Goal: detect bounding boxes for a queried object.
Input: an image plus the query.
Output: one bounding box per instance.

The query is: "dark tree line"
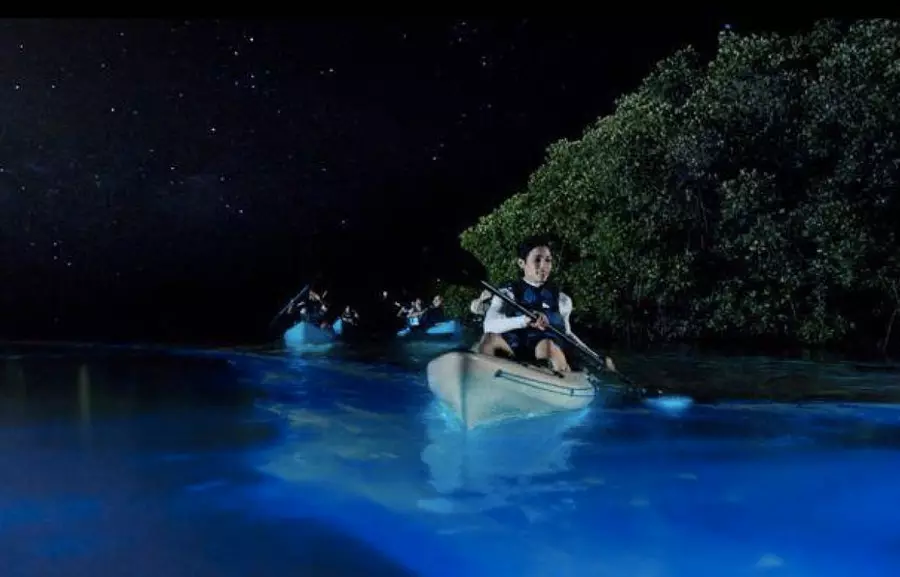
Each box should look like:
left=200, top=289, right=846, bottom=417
left=449, top=20, right=900, bottom=354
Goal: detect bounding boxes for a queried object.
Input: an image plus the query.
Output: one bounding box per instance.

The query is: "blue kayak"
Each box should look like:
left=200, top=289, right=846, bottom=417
left=397, top=319, right=463, bottom=339
left=283, top=320, right=341, bottom=347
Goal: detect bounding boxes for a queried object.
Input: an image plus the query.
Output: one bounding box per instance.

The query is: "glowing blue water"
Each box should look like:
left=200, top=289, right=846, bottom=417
left=2, top=345, right=900, bottom=576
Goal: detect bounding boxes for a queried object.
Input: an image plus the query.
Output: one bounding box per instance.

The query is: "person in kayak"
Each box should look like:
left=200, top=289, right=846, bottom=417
left=340, top=305, right=360, bottom=326
left=477, top=236, right=586, bottom=372
left=398, top=297, right=427, bottom=330
left=420, top=294, right=447, bottom=328
left=289, top=287, right=330, bottom=329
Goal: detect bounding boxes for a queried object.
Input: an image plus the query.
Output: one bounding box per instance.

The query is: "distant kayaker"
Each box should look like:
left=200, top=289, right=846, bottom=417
left=421, top=295, right=447, bottom=327
left=289, top=288, right=330, bottom=329
left=340, top=305, right=360, bottom=326
left=399, top=298, right=427, bottom=328
left=477, top=236, right=587, bottom=372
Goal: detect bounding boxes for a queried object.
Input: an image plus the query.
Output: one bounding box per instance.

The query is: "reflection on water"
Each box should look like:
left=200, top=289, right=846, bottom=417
left=420, top=402, right=590, bottom=508
left=0, top=348, right=430, bottom=577
left=243, top=349, right=900, bottom=577
left=2, top=342, right=900, bottom=577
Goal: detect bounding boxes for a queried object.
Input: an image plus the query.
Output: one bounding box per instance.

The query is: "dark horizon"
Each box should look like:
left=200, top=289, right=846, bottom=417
left=1, top=16, right=827, bottom=346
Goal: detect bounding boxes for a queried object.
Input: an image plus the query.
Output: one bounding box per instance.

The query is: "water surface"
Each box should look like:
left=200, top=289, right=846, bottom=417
left=2, top=342, right=899, bottom=576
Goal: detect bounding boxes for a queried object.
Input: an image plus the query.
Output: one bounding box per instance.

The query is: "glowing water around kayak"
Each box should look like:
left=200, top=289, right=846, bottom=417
left=2, top=343, right=898, bottom=576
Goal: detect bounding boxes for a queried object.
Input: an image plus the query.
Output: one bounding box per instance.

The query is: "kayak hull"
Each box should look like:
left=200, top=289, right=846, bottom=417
left=424, top=320, right=463, bottom=336
left=426, top=350, right=596, bottom=429
left=283, top=321, right=336, bottom=347
left=397, top=319, right=463, bottom=339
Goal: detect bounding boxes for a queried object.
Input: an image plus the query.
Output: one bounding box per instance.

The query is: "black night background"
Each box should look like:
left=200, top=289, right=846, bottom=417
left=0, top=16, right=836, bottom=345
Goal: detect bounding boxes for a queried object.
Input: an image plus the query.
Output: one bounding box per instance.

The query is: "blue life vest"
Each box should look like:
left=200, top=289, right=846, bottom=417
left=499, top=279, right=566, bottom=341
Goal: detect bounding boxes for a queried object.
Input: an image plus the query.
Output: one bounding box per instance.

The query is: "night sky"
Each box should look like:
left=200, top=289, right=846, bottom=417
left=0, top=17, right=821, bottom=345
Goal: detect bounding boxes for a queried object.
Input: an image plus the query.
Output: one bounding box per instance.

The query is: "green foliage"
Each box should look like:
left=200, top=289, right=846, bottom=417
left=459, top=19, right=900, bottom=350
left=434, top=281, right=481, bottom=321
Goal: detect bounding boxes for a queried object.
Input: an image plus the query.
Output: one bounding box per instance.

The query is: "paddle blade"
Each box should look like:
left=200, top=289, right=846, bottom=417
left=644, top=395, right=694, bottom=414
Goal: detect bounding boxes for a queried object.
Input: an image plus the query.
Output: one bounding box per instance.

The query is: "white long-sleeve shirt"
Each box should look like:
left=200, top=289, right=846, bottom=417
left=483, top=280, right=574, bottom=335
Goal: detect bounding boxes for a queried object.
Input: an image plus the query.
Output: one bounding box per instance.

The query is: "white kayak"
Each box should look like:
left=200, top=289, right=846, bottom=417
left=283, top=321, right=337, bottom=347
left=426, top=349, right=597, bottom=429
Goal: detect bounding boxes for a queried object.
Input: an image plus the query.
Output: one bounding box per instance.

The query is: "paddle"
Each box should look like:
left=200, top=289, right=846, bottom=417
left=479, top=280, right=693, bottom=411
left=268, top=284, right=310, bottom=329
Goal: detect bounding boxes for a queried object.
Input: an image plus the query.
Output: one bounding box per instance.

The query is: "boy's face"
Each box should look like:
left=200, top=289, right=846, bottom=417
left=518, top=246, right=553, bottom=284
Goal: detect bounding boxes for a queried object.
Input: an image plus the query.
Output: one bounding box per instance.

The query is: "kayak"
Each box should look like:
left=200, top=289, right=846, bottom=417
left=426, top=349, right=596, bottom=429
left=423, top=319, right=463, bottom=336
left=397, top=319, right=463, bottom=339
left=283, top=321, right=338, bottom=347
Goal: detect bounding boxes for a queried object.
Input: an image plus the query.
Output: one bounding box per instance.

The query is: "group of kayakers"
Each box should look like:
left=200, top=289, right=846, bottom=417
left=394, top=295, right=447, bottom=331
left=280, top=235, right=580, bottom=372
left=284, top=285, right=450, bottom=335
left=285, top=288, right=360, bottom=330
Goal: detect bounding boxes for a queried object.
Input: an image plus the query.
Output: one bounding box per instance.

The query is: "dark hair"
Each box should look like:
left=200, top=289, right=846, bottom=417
left=517, top=235, right=553, bottom=261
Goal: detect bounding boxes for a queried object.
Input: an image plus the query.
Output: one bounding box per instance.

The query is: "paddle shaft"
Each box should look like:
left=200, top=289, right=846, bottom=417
left=479, top=280, right=636, bottom=387
left=268, top=285, right=310, bottom=328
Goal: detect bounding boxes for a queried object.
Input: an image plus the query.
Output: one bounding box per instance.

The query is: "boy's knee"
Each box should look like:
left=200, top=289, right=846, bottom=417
left=479, top=332, right=499, bottom=344
left=478, top=332, right=504, bottom=353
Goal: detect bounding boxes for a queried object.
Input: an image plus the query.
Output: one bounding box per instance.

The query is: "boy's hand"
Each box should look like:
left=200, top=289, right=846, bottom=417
left=528, top=312, right=550, bottom=330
